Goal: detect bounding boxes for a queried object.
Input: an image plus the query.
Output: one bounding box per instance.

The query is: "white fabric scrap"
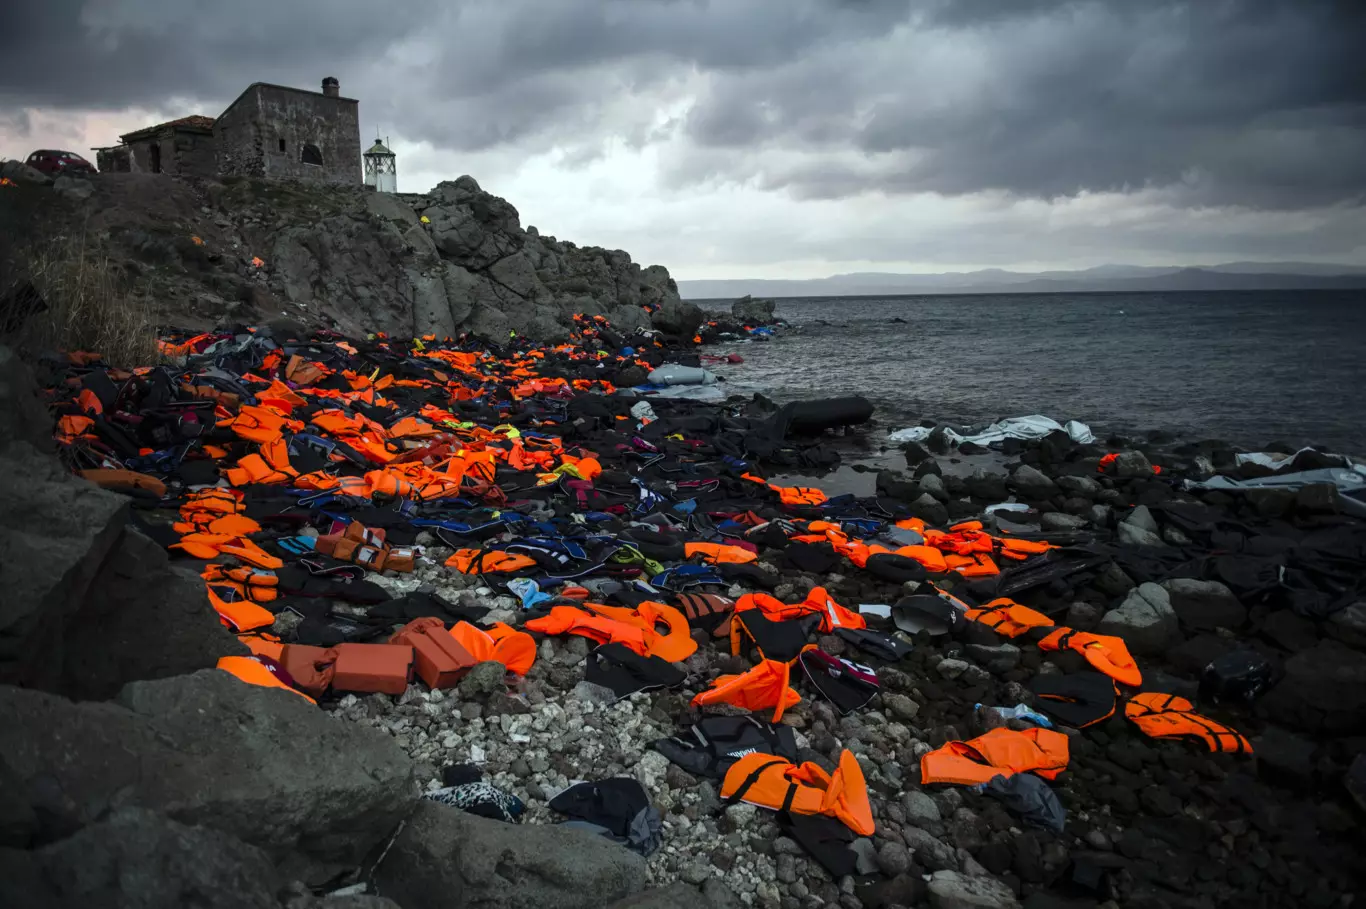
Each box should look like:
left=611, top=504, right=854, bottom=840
left=889, top=414, right=1095, bottom=447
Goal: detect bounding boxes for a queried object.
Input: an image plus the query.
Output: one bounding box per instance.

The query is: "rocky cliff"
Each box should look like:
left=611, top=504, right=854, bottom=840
left=3, top=167, right=690, bottom=342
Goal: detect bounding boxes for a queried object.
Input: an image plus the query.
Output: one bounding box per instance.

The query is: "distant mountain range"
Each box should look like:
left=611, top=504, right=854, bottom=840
left=679, top=262, right=1366, bottom=300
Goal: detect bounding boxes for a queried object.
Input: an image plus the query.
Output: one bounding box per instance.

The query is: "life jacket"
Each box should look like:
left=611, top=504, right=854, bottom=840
left=217, top=655, right=316, bottom=703
left=525, top=602, right=695, bottom=662
left=685, top=542, right=758, bottom=565
left=449, top=621, right=537, bottom=676
left=692, top=659, right=801, bottom=723
left=893, top=545, right=950, bottom=574
left=1124, top=692, right=1252, bottom=755
left=173, top=534, right=283, bottom=570
left=445, top=549, right=539, bottom=574
left=920, top=727, right=1070, bottom=786
left=1038, top=627, right=1143, bottom=688
left=943, top=552, right=1000, bottom=578
left=773, top=485, right=827, bottom=508
left=1029, top=672, right=1117, bottom=728
left=78, top=468, right=166, bottom=498
left=202, top=564, right=279, bottom=602
left=721, top=749, right=875, bottom=836
left=675, top=592, right=736, bottom=638
left=206, top=583, right=276, bottom=632
left=964, top=598, right=1055, bottom=638
left=735, top=587, right=865, bottom=634
left=581, top=601, right=696, bottom=662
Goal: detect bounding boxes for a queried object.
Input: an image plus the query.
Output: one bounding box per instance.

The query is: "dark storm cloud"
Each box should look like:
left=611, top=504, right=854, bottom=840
left=3, top=0, right=1363, bottom=211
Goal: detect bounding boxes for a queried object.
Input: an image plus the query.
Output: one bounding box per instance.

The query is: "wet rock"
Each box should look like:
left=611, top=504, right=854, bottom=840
left=0, top=670, right=415, bottom=873
left=1116, top=522, right=1165, bottom=548
left=1123, top=505, right=1159, bottom=534
left=1065, top=602, right=1102, bottom=632
left=876, top=840, right=914, bottom=876
left=1040, top=512, right=1087, bottom=532
left=376, top=801, right=645, bottom=909
left=1056, top=476, right=1101, bottom=498
left=928, top=427, right=954, bottom=455
left=731, top=295, right=776, bottom=323
left=903, top=441, right=934, bottom=465
left=1097, top=583, right=1180, bottom=655
left=1261, top=641, right=1366, bottom=732
left=651, top=299, right=704, bottom=338
left=1326, top=602, right=1366, bottom=650
left=911, top=494, right=950, bottom=526
left=1009, top=466, right=1057, bottom=500
left=966, top=643, right=1022, bottom=675
left=1160, top=578, right=1247, bottom=631
left=1113, top=450, right=1153, bottom=479
left=966, top=470, right=1009, bottom=501
left=1091, top=562, right=1135, bottom=598
left=927, top=870, right=1021, bottom=909
left=921, top=473, right=951, bottom=503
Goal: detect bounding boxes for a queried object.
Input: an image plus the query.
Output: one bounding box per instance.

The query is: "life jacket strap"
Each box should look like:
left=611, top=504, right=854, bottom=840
left=725, top=758, right=789, bottom=806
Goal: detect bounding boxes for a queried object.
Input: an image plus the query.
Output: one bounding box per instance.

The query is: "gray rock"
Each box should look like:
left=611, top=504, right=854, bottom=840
left=1097, top=582, right=1180, bottom=654
left=0, top=444, right=128, bottom=690
left=458, top=661, right=507, bottom=698
left=376, top=801, right=645, bottom=909
left=2, top=808, right=282, bottom=909
left=850, top=838, right=880, bottom=875
left=965, top=643, right=1022, bottom=675
left=910, top=493, right=949, bottom=526
left=901, top=790, right=943, bottom=825
left=1159, top=578, right=1247, bottom=631
left=1065, top=602, right=1103, bottom=631
left=731, top=295, right=776, bottom=323
left=0, top=670, right=414, bottom=873
left=927, top=870, right=1021, bottom=909
left=1124, top=505, right=1160, bottom=533
left=607, top=883, right=711, bottom=909
left=1295, top=483, right=1341, bottom=514
left=0, top=346, right=52, bottom=452
left=885, top=694, right=921, bottom=722
left=0, top=159, right=53, bottom=185
left=1040, top=512, right=1087, bottom=532
left=936, top=658, right=972, bottom=680
left=1088, top=504, right=1113, bottom=527
left=1326, top=602, right=1366, bottom=650
left=1092, top=561, right=1135, bottom=598
left=901, top=825, right=957, bottom=871
left=702, top=879, right=743, bottom=909
left=876, top=840, right=914, bottom=876
left=1116, top=522, right=1166, bottom=548
left=53, top=174, right=94, bottom=201
left=965, top=470, right=1008, bottom=501
left=651, top=298, right=704, bottom=337
left=920, top=473, right=950, bottom=503
left=1261, top=641, right=1366, bottom=733
left=1113, top=450, right=1154, bottom=479
left=1008, top=465, right=1057, bottom=500
left=1056, top=475, right=1101, bottom=498
left=60, top=528, right=249, bottom=699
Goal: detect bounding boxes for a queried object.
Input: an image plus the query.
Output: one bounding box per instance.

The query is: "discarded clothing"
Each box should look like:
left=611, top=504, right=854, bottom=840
left=798, top=649, right=879, bottom=715
left=653, top=715, right=799, bottom=780
left=549, top=778, right=663, bottom=856
left=1038, top=627, right=1142, bottom=688
left=426, top=782, right=525, bottom=823
left=692, top=658, right=801, bottom=723
left=981, top=772, right=1066, bottom=833
left=585, top=642, right=686, bottom=700
left=1029, top=672, right=1117, bottom=728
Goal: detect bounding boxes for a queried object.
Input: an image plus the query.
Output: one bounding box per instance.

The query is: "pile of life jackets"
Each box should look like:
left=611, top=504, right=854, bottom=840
left=37, top=313, right=1255, bottom=852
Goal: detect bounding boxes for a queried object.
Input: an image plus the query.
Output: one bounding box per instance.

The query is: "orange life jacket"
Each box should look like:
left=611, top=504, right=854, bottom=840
left=691, top=659, right=801, bottom=723
left=920, top=727, right=1071, bottom=786
left=78, top=468, right=167, bottom=497
left=721, top=749, right=875, bottom=836
left=217, top=655, right=315, bottom=703
left=1038, top=627, right=1143, bottom=688
left=206, top=584, right=276, bottom=632
left=685, top=542, right=758, bottom=564
left=964, top=598, right=1055, bottom=638
left=734, top=586, right=865, bottom=634
left=1124, top=692, right=1252, bottom=754
left=524, top=601, right=695, bottom=662
left=449, top=621, right=537, bottom=676
left=445, top=549, right=538, bottom=574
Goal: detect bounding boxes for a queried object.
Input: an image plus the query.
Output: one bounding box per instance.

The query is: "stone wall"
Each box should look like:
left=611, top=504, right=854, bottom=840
left=124, top=129, right=216, bottom=177
left=215, top=84, right=361, bottom=186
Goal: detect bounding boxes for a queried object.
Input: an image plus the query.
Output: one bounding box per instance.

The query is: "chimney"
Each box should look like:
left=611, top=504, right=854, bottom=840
left=322, top=77, right=340, bottom=98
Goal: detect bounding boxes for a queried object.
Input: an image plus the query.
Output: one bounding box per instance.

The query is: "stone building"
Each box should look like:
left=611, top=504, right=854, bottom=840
left=95, top=77, right=361, bottom=185
left=97, top=115, right=218, bottom=176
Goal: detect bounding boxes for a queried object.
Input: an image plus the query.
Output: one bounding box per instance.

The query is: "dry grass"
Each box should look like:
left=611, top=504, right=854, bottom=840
left=3, top=228, right=160, bottom=367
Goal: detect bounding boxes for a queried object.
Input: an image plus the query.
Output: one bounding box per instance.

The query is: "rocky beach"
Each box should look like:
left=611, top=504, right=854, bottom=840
left=1, top=164, right=1364, bottom=909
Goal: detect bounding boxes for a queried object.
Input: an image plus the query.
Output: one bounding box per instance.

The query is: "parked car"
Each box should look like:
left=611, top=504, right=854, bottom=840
left=25, top=149, right=96, bottom=176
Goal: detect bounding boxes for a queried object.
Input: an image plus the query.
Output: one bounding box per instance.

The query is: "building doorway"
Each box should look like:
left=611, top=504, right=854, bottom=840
left=149, top=142, right=162, bottom=173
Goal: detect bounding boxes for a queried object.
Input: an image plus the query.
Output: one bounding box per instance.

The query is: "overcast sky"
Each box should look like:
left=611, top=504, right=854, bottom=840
left=3, top=0, right=1364, bottom=278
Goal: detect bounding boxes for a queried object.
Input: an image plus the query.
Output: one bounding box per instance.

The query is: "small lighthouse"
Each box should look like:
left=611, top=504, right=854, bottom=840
left=363, top=135, right=397, bottom=193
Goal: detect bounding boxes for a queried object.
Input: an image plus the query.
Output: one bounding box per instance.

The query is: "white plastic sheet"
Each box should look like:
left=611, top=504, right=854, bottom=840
left=1235, top=447, right=1357, bottom=469
left=888, top=414, right=1095, bottom=447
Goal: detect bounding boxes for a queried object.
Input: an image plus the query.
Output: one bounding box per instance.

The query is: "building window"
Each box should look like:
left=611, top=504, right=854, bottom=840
left=278, top=138, right=286, bottom=152
left=301, top=144, right=323, bottom=166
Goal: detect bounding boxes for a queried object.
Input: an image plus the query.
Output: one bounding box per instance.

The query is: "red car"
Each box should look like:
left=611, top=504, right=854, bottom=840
left=25, top=149, right=96, bottom=176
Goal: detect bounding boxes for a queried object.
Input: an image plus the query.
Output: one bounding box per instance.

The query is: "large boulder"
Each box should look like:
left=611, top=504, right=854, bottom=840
left=1008, top=465, right=1057, bottom=500
left=0, top=346, right=51, bottom=452
left=1096, top=582, right=1180, bottom=655
left=651, top=298, right=704, bottom=338
left=926, top=870, right=1021, bottom=909
left=609, top=884, right=718, bottom=908
left=0, top=670, right=415, bottom=874
left=1159, top=578, right=1247, bottom=631
left=731, top=295, right=776, bottom=323
left=1261, top=641, right=1366, bottom=733
left=53, top=175, right=94, bottom=202
left=0, top=443, right=128, bottom=690
left=59, top=528, right=248, bottom=700
left=0, top=808, right=283, bottom=909
left=373, top=801, right=646, bottom=909
left=0, top=159, right=53, bottom=186
left=1326, top=602, right=1366, bottom=650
